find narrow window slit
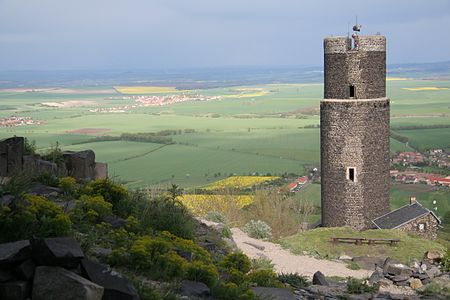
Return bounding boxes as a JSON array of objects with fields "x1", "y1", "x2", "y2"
[{"x1": 349, "y1": 85, "x2": 355, "y2": 98}]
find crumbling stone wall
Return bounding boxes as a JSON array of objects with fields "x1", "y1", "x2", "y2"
[
  {"x1": 397, "y1": 214, "x2": 439, "y2": 239},
  {"x1": 321, "y1": 35, "x2": 390, "y2": 230},
  {"x1": 0, "y1": 137, "x2": 24, "y2": 177}
]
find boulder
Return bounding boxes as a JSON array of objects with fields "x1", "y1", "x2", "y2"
[
  {"x1": 103, "y1": 215, "x2": 126, "y2": 229},
  {"x1": 27, "y1": 183, "x2": 61, "y2": 199},
  {"x1": 91, "y1": 247, "x2": 113, "y2": 259},
  {"x1": 252, "y1": 286, "x2": 296, "y2": 300},
  {"x1": 14, "y1": 259, "x2": 35, "y2": 280},
  {"x1": 338, "y1": 254, "x2": 352, "y2": 260},
  {"x1": 32, "y1": 237, "x2": 84, "y2": 268},
  {"x1": 425, "y1": 250, "x2": 442, "y2": 263},
  {"x1": 425, "y1": 266, "x2": 441, "y2": 279},
  {"x1": 0, "y1": 240, "x2": 31, "y2": 264},
  {"x1": 0, "y1": 137, "x2": 24, "y2": 177},
  {"x1": 23, "y1": 155, "x2": 57, "y2": 175},
  {"x1": 33, "y1": 266, "x2": 103, "y2": 300},
  {"x1": 0, "y1": 269, "x2": 13, "y2": 282},
  {"x1": 392, "y1": 275, "x2": 409, "y2": 286},
  {"x1": 63, "y1": 150, "x2": 96, "y2": 181},
  {"x1": 0, "y1": 194, "x2": 14, "y2": 206},
  {"x1": 0, "y1": 280, "x2": 30, "y2": 300},
  {"x1": 369, "y1": 269, "x2": 384, "y2": 285},
  {"x1": 385, "y1": 263, "x2": 413, "y2": 277},
  {"x1": 352, "y1": 255, "x2": 385, "y2": 270},
  {"x1": 378, "y1": 278, "x2": 393, "y2": 287},
  {"x1": 180, "y1": 280, "x2": 210, "y2": 298},
  {"x1": 95, "y1": 162, "x2": 108, "y2": 180},
  {"x1": 409, "y1": 278, "x2": 422, "y2": 290},
  {"x1": 80, "y1": 258, "x2": 139, "y2": 300},
  {"x1": 312, "y1": 271, "x2": 329, "y2": 286}
]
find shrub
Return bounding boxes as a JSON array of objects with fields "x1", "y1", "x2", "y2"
[
  {"x1": 160, "y1": 231, "x2": 211, "y2": 263},
  {"x1": 41, "y1": 142, "x2": 64, "y2": 163},
  {"x1": 251, "y1": 257, "x2": 274, "y2": 271},
  {"x1": 346, "y1": 261, "x2": 361, "y2": 270},
  {"x1": 137, "y1": 195, "x2": 196, "y2": 240},
  {"x1": 0, "y1": 194, "x2": 71, "y2": 242},
  {"x1": 59, "y1": 176, "x2": 77, "y2": 197},
  {"x1": 277, "y1": 272, "x2": 310, "y2": 289},
  {"x1": 221, "y1": 226, "x2": 232, "y2": 238},
  {"x1": 205, "y1": 211, "x2": 227, "y2": 223},
  {"x1": 0, "y1": 174, "x2": 31, "y2": 198},
  {"x1": 346, "y1": 277, "x2": 379, "y2": 294},
  {"x1": 84, "y1": 178, "x2": 128, "y2": 216},
  {"x1": 24, "y1": 138, "x2": 36, "y2": 155},
  {"x1": 185, "y1": 261, "x2": 219, "y2": 287},
  {"x1": 244, "y1": 220, "x2": 272, "y2": 239},
  {"x1": 220, "y1": 252, "x2": 251, "y2": 274},
  {"x1": 247, "y1": 269, "x2": 283, "y2": 287},
  {"x1": 70, "y1": 195, "x2": 113, "y2": 229},
  {"x1": 33, "y1": 172, "x2": 60, "y2": 187},
  {"x1": 418, "y1": 280, "x2": 450, "y2": 298},
  {"x1": 129, "y1": 236, "x2": 186, "y2": 280},
  {"x1": 212, "y1": 282, "x2": 255, "y2": 300},
  {"x1": 442, "y1": 248, "x2": 450, "y2": 272}
]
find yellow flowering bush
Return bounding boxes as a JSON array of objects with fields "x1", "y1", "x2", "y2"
[{"x1": 178, "y1": 194, "x2": 253, "y2": 217}]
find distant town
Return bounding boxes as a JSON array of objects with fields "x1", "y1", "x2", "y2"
[{"x1": 0, "y1": 116, "x2": 43, "y2": 128}]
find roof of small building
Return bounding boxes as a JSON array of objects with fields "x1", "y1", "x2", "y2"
[{"x1": 372, "y1": 202, "x2": 441, "y2": 230}]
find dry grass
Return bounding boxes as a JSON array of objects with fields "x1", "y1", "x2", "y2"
[
  {"x1": 244, "y1": 190, "x2": 316, "y2": 239},
  {"x1": 386, "y1": 77, "x2": 410, "y2": 81}
]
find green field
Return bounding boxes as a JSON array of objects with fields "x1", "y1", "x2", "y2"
[{"x1": 1, "y1": 79, "x2": 449, "y2": 190}]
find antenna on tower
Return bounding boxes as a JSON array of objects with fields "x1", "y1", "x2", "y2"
[{"x1": 352, "y1": 16, "x2": 361, "y2": 34}]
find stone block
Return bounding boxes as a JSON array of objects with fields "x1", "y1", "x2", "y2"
[
  {"x1": 14, "y1": 259, "x2": 35, "y2": 280},
  {"x1": 31, "y1": 237, "x2": 84, "y2": 268},
  {"x1": 0, "y1": 137, "x2": 24, "y2": 176},
  {"x1": 312, "y1": 271, "x2": 329, "y2": 286},
  {"x1": 0, "y1": 240, "x2": 31, "y2": 264},
  {"x1": 63, "y1": 150, "x2": 96, "y2": 181},
  {"x1": 80, "y1": 258, "x2": 139, "y2": 300},
  {"x1": 33, "y1": 266, "x2": 103, "y2": 300},
  {"x1": 0, "y1": 280, "x2": 30, "y2": 300},
  {"x1": 252, "y1": 286, "x2": 296, "y2": 300},
  {"x1": 95, "y1": 162, "x2": 108, "y2": 179}
]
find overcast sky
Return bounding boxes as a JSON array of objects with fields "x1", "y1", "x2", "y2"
[{"x1": 1, "y1": 0, "x2": 449, "y2": 70}]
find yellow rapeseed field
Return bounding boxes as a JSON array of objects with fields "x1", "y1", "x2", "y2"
[
  {"x1": 114, "y1": 86, "x2": 185, "y2": 94},
  {"x1": 402, "y1": 87, "x2": 449, "y2": 91},
  {"x1": 178, "y1": 194, "x2": 254, "y2": 216},
  {"x1": 222, "y1": 91, "x2": 268, "y2": 98},
  {"x1": 386, "y1": 77, "x2": 410, "y2": 81},
  {"x1": 202, "y1": 176, "x2": 280, "y2": 191}
]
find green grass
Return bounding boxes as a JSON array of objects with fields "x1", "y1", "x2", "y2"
[
  {"x1": 1, "y1": 79, "x2": 450, "y2": 188},
  {"x1": 279, "y1": 227, "x2": 446, "y2": 264}
]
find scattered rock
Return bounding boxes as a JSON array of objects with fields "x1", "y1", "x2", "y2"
[
  {"x1": 14, "y1": 259, "x2": 35, "y2": 280},
  {"x1": 0, "y1": 194, "x2": 14, "y2": 206},
  {"x1": 0, "y1": 269, "x2": 13, "y2": 282},
  {"x1": 180, "y1": 280, "x2": 210, "y2": 298},
  {"x1": 103, "y1": 215, "x2": 126, "y2": 229},
  {"x1": 32, "y1": 237, "x2": 84, "y2": 268},
  {"x1": 27, "y1": 183, "x2": 61, "y2": 198},
  {"x1": 80, "y1": 258, "x2": 139, "y2": 300},
  {"x1": 33, "y1": 266, "x2": 104, "y2": 300},
  {"x1": 0, "y1": 240, "x2": 31, "y2": 264},
  {"x1": 369, "y1": 269, "x2": 384, "y2": 285},
  {"x1": 425, "y1": 266, "x2": 441, "y2": 279},
  {"x1": 312, "y1": 271, "x2": 329, "y2": 286},
  {"x1": 243, "y1": 241, "x2": 265, "y2": 251},
  {"x1": 425, "y1": 250, "x2": 442, "y2": 262},
  {"x1": 385, "y1": 263, "x2": 413, "y2": 277},
  {"x1": 252, "y1": 286, "x2": 296, "y2": 300},
  {"x1": 339, "y1": 254, "x2": 352, "y2": 260},
  {"x1": 91, "y1": 247, "x2": 113, "y2": 258},
  {"x1": 378, "y1": 278, "x2": 393, "y2": 287},
  {"x1": 175, "y1": 249, "x2": 193, "y2": 262},
  {"x1": 63, "y1": 150, "x2": 96, "y2": 181},
  {"x1": 409, "y1": 278, "x2": 422, "y2": 290},
  {"x1": 352, "y1": 256, "x2": 385, "y2": 270},
  {"x1": 0, "y1": 280, "x2": 30, "y2": 300}
]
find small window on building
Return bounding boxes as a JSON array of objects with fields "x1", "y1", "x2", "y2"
[
  {"x1": 349, "y1": 85, "x2": 355, "y2": 98},
  {"x1": 418, "y1": 223, "x2": 426, "y2": 231},
  {"x1": 347, "y1": 167, "x2": 356, "y2": 182}
]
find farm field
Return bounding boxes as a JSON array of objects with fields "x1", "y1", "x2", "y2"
[{"x1": 0, "y1": 78, "x2": 449, "y2": 191}]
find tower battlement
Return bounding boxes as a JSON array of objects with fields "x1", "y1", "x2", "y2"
[{"x1": 324, "y1": 35, "x2": 386, "y2": 100}]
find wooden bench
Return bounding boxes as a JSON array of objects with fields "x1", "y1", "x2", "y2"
[
  {"x1": 331, "y1": 237, "x2": 366, "y2": 245},
  {"x1": 331, "y1": 237, "x2": 400, "y2": 246},
  {"x1": 367, "y1": 238, "x2": 400, "y2": 246}
]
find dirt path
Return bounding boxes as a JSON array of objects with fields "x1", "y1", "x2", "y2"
[{"x1": 231, "y1": 228, "x2": 372, "y2": 279}]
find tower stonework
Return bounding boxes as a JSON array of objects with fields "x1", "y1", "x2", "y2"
[{"x1": 320, "y1": 35, "x2": 390, "y2": 230}]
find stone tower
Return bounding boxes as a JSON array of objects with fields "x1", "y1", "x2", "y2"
[{"x1": 320, "y1": 32, "x2": 390, "y2": 230}]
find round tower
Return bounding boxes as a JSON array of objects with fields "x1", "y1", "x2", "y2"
[{"x1": 320, "y1": 34, "x2": 390, "y2": 230}]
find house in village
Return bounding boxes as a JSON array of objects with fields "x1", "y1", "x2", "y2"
[
  {"x1": 372, "y1": 197, "x2": 441, "y2": 239},
  {"x1": 288, "y1": 176, "x2": 308, "y2": 192}
]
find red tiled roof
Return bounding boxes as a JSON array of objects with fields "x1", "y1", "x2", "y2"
[{"x1": 288, "y1": 182, "x2": 297, "y2": 189}]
